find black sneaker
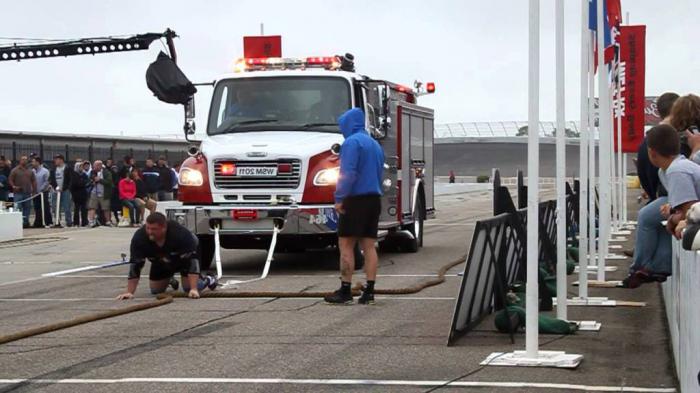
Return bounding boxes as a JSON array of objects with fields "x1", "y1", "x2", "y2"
[
  {"x1": 324, "y1": 289, "x2": 353, "y2": 305},
  {"x1": 169, "y1": 277, "x2": 179, "y2": 291},
  {"x1": 205, "y1": 275, "x2": 218, "y2": 291},
  {"x1": 357, "y1": 289, "x2": 375, "y2": 305}
]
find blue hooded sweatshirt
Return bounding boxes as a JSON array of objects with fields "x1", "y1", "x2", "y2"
[{"x1": 334, "y1": 108, "x2": 385, "y2": 203}]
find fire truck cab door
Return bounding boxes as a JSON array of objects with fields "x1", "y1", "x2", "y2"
[{"x1": 361, "y1": 81, "x2": 399, "y2": 227}]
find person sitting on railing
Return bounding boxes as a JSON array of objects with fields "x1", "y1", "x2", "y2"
[
  {"x1": 650, "y1": 125, "x2": 700, "y2": 239},
  {"x1": 624, "y1": 124, "x2": 700, "y2": 288}
]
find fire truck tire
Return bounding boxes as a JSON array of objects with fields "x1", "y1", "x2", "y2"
[
  {"x1": 354, "y1": 244, "x2": 365, "y2": 270},
  {"x1": 402, "y1": 198, "x2": 424, "y2": 253},
  {"x1": 198, "y1": 234, "x2": 215, "y2": 271}
]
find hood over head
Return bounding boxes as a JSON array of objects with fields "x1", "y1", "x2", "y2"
[{"x1": 338, "y1": 108, "x2": 365, "y2": 138}]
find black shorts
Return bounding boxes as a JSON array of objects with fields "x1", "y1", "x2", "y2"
[
  {"x1": 148, "y1": 260, "x2": 189, "y2": 281},
  {"x1": 338, "y1": 195, "x2": 381, "y2": 238}
]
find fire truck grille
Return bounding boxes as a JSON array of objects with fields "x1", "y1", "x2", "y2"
[{"x1": 213, "y1": 159, "x2": 302, "y2": 189}]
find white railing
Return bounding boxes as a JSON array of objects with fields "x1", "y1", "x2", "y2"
[
  {"x1": 434, "y1": 121, "x2": 602, "y2": 139},
  {"x1": 664, "y1": 239, "x2": 700, "y2": 393}
]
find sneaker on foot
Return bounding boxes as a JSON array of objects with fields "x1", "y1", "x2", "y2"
[
  {"x1": 205, "y1": 275, "x2": 218, "y2": 291},
  {"x1": 357, "y1": 288, "x2": 375, "y2": 305},
  {"x1": 622, "y1": 269, "x2": 649, "y2": 289},
  {"x1": 169, "y1": 277, "x2": 179, "y2": 291},
  {"x1": 324, "y1": 289, "x2": 353, "y2": 305}
]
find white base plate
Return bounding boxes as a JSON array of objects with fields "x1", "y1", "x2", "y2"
[
  {"x1": 586, "y1": 254, "x2": 628, "y2": 260},
  {"x1": 611, "y1": 230, "x2": 632, "y2": 235},
  {"x1": 571, "y1": 320, "x2": 602, "y2": 331},
  {"x1": 608, "y1": 244, "x2": 623, "y2": 249},
  {"x1": 560, "y1": 297, "x2": 612, "y2": 306},
  {"x1": 573, "y1": 266, "x2": 618, "y2": 273},
  {"x1": 481, "y1": 350, "x2": 583, "y2": 368},
  {"x1": 609, "y1": 237, "x2": 628, "y2": 242}
]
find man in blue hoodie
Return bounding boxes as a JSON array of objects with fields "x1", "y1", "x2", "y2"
[{"x1": 324, "y1": 108, "x2": 385, "y2": 305}]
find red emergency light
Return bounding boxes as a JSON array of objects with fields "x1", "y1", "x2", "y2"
[
  {"x1": 243, "y1": 35, "x2": 282, "y2": 58},
  {"x1": 306, "y1": 56, "x2": 339, "y2": 66},
  {"x1": 220, "y1": 163, "x2": 236, "y2": 175},
  {"x1": 426, "y1": 82, "x2": 436, "y2": 93}
]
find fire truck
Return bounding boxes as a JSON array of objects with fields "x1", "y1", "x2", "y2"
[{"x1": 168, "y1": 39, "x2": 436, "y2": 270}]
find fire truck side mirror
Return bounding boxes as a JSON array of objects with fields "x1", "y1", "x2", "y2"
[{"x1": 183, "y1": 96, "x2": 196, "y2": 137}]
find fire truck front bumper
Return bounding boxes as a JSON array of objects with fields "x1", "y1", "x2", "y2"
[{"x1": 165, "y1": 205, "x2": 339, "y2": 236}]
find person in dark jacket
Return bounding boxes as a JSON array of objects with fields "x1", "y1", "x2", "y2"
[
  {"x1": 141, "y1": 159, "x2": 161, "y2": 201},
  {"x1": 324, "y1": 108, "x2": 385, "y2": 305},
  {"x1": 70, "y1": 161, "x2": 90, "y2": 227},
  {"x1": 637, "y1": 92, "x2": 678, "y2": 202},
  {"x1": 157, "y1": 156, "x2": 175, "y2": 201},
  {"x1": 49, "y1": 154, "x2": 74, "y2": 227},
  {"x1": 106, "y1": 161, "x2": 122, "y2": 224},
  {"x1": 0, "y1": 156, "x2": 10, "y2": 202},
  {"x1": 132, "y1": 170, "x2": 152, "y2": 224},
  {"x1": 118, "y1": 155, "x2": 136, "y2": 181}
]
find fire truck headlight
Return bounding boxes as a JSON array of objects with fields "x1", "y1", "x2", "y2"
[
  {"x1": 313, "y1": 167, "x2": 340, "y2": 186},
  {"x1": 179, "y1": 168, "x2": 204, "y2": 186}
]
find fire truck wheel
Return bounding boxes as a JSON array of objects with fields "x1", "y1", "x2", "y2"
[
  {"x1": 402, "y1": 198, "x2": 424, "y2": 253},
  {"x1": 198, "y1": 234, "x2": 215, "y2": 271},
  {"x1": 354, "y1": 243, "x2": 365, "y2": 270}
]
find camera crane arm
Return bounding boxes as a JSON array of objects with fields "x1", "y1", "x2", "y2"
[{"x1": 0, "y1": 29, "x2": 178, "y2": 63}]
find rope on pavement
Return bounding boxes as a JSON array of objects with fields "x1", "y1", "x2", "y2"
[
  {"x1": 0, "y1": 254, "x2": 467, "y2": 345},
  {"x1": 0, "y1": 296, "x2": 173, "y2": 345}
]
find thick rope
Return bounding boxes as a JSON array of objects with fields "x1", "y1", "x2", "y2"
[
  {"x1": 0, "y1": 254, "x2": 466, "y2": 345},
  {"x1": 166, "y1": 254, "x2": 467, "y2": 298},
  {"x1": 0, "y1": 296, "x2": 173, "y2": 345}
]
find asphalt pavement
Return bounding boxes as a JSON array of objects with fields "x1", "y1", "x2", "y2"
[{"x1": 0, "y1": 188, "x2": 678, "y2": 392}]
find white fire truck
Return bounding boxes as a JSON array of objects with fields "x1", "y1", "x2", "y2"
[{"x1": 168, "y1": 45, "x2": 435, "y2": 270}]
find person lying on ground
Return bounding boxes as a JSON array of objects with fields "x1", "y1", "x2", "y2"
[{"x1": 116, "y1": 212, "x2": 217, "y2": 300}]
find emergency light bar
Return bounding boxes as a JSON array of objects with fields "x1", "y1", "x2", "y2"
[{"x1": 234, "y1": 55, "x2": 341, "y2": 72}]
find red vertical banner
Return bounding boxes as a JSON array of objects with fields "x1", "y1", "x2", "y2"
[{"x1": 614, "y1": 25, "x2": 646, "y2": 153}]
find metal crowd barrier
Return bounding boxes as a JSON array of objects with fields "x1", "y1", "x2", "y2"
[
  {"x1": 663, "y1": 239, "x2": 700, "y2": 393},
  {"x1": 448, "y1": 169, "x2": 578, "y2": 345}
]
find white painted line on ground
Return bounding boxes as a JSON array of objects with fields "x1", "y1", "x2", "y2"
[
  {"x1": 0, "y1": 298, "x2": 117, "y2": 302},
  {"x1": 46, "y1": 274, "x2": 461, "y2": 279},
  {"x1": 0, "y1": 276, "x2": 46, "y2": 288},
  {"x1": 424, "y1": 223, "x2": 475, "y2": 227},
  {"x1": 0, "y1": 296, "x2": 455, "y2": 302},
  {"x1": 0, "y1": 378, "x2": 676, "y2": 392}
]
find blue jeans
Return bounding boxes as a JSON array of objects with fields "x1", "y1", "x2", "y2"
[
  {"x1": 630, "y1": 196, "x2": 671, "y2": 274},
  {"x1": 13, "y1": 192, "x2": 32, "y2": 225},
  {"x1": 121, "y1": 199, "x2": 139, "y2": 224},
  {"x1": 51, "y1": 190, "x2": 73, "y2": 226}
]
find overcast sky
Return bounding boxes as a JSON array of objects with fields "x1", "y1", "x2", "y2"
[{"x1": 1, "y1": 0, "x2": 698, "y2": 137}]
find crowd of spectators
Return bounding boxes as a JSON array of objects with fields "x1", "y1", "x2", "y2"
[
  {"x1": 0, "y1": 154, "x2": 179, "y2": 229},
  {"x1": 625, "y1": 92, "x2": 700, "y2": 288}
]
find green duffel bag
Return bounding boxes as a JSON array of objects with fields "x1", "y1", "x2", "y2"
[{"x1": 494, "y1": 305, "x2": 578, "y2": 334}]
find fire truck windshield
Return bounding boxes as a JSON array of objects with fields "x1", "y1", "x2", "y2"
[{"x1": 207, "y1": 76, "x2": 351, "y2": 135}]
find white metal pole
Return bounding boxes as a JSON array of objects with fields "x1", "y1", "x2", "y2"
[
  {"x1": 555, "y1": 0, "x2": 567, "y2": 320},
  {"x1": 588, "y1": 30, "x2": 597, "y2": 275},
  {"x1": 578, "y1": 0, "x2": 590, "y2": 300},
  {"x1": 622, "y1": 12, "x2": 630, "y2": 224},
  {"x1": 616, "y1": 58, "x2": 624, "y2": 226},
  {"x1": 597, "y1": 0, "x2": 611, "y2": 281},
  {"x1": 610, "y1": 85, "x2": 618, "y2": 231},
  {"x1": 623, "y1": 154, "x2": 628, "y2": 222},
  {"x1": 526, "y1": 0, "x2": 540, "y2": 358}
]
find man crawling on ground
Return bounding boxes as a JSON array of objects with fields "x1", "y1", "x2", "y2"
[{"x1": 116, "y1": 212, "x2": 217, "y2": 300}]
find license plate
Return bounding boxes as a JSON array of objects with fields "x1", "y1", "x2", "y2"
[{"x1": 236, "y1": 167, "x2": 277, "y2": 177}]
